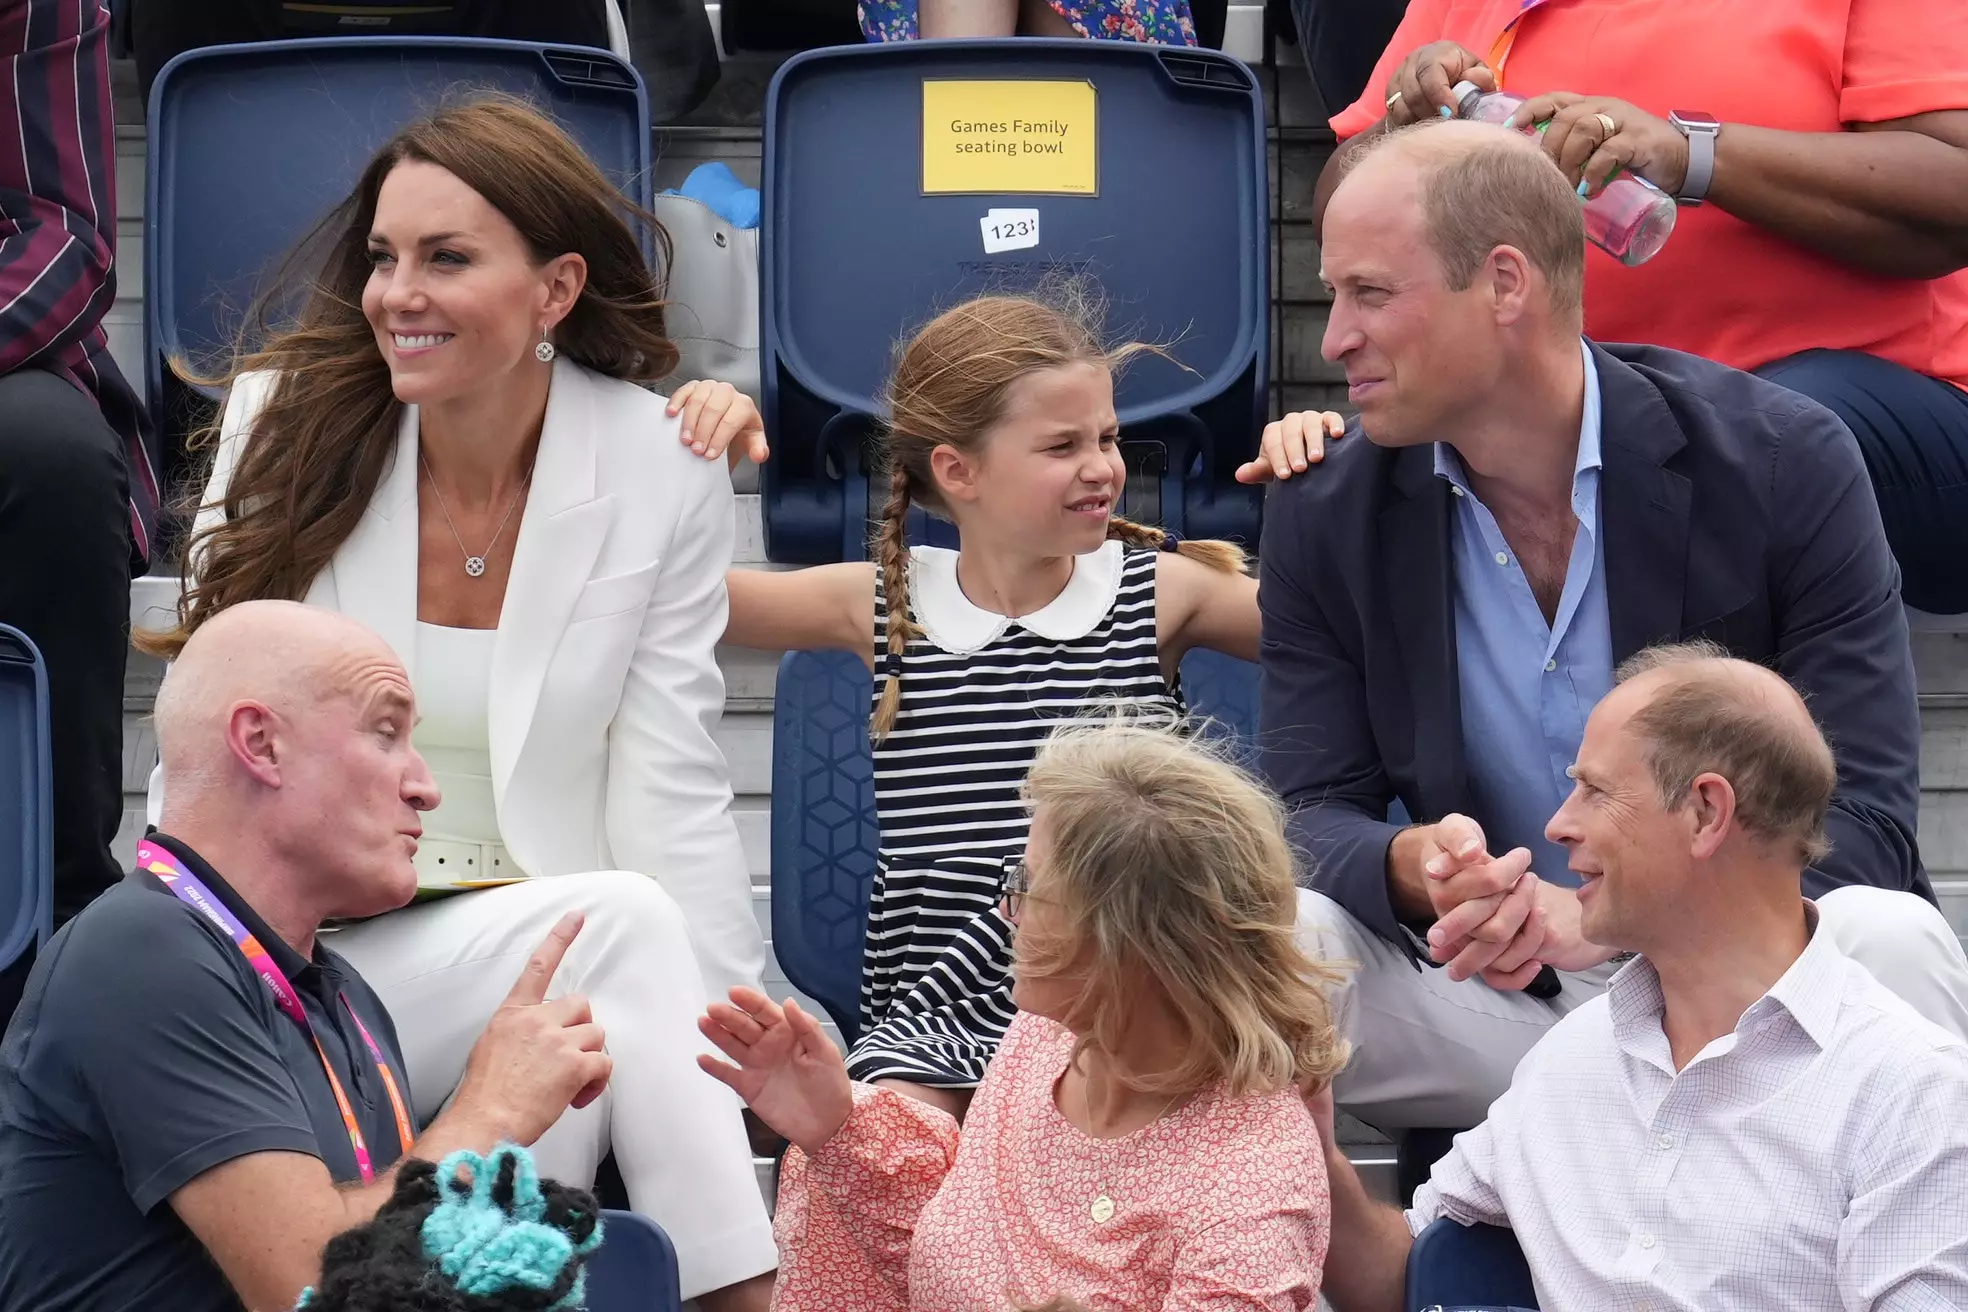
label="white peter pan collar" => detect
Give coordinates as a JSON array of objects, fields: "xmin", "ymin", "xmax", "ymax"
[{"xmin": 910, "ymin": 540, "xmax": 1126, "ymax": 654}]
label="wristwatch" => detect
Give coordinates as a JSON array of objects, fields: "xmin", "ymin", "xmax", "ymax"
[{"xmin": 1668, "ymin": 110, "xmax": 1721, "ymax": 205}]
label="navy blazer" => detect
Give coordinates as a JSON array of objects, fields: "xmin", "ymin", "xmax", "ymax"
[{"xmin": 1258, "ymin": 341, "xmax": 1927, "ymax": 952}]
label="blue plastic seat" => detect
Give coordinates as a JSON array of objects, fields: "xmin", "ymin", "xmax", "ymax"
[
  {"xmin": 587, "ymin": 1209, "xmax": 682, "ymax": 1312},
  {"xmin": 1405, "ymin": 1219, "xmax": 1539, "ymax": 1312},
  {"xmin": 769, "ymin": 646, "xmax": 1259, "ymax": 1042},
  {"xmin": 0, "ymin": 625, "xmax": 52, "ymax": 977},
  {"xmin": 758, "ymin": 39, "xmax": 1269, "ymax": 565},
  {"xmin": 143, "ymin": 37, "xmax": 651, "ymax": 424}
]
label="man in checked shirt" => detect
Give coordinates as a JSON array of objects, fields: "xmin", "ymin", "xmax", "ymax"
[
  {"xmin": 0, "ymin": 0, "xmax": 161, "ymax": 1023},
  {"xmin": 1316, "ymin": 644, "xmax": 1968, "ymax": 1312}
]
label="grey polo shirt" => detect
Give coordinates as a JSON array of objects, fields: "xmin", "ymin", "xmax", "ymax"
[{"xmin": 0, "ymin": 833, "xmax": 414, "ymax": 1312}]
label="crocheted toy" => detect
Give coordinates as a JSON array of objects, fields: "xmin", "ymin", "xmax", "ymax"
[{"xmin": 297, "ymin": 1144, "xmax": 603, "ymax": 1311}]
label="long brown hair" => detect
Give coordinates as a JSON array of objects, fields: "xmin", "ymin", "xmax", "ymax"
[
  {"xmin": 137, "ymin": 95, "xmax": 679, "ymax": 659},
  {"xmin": 1016, "ymin": 712, "xmax": 1347, "ymax": 1099},
  {"xmin": 871, "ymin": 289, "xmax": 1246, "ymax": 739}
]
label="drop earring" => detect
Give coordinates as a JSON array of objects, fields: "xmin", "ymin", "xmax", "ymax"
[{"xmin": 534, "ymin": 328, "xmax": 556, "ymax": 363}]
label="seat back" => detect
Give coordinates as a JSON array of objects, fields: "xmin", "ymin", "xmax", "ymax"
[
  {"xmin": 587, "ymin": 1209, "xmax": 683, "ymax": 1312},
  {"xmin": 768, "ymin": 646, "xmax": 1260, "ymax": 1042},
  {"xmin": 759, "ymin": 40, "xmax": 1268, "ymax": 565},
  {"xmin": 769, "ymin": 650, "xmax": 879, "ymax": 1043},
  {"xmin": 1405, "ymin": 1219, "xmax": 1539, "ymax": 1312},
  {"xmin": 0, "ymin": 626, "xmax": 52, "ymax": 976},
  {"xmin": 1179, "ymin": 646, "xmax": 1259, "ymax": 760},
  {"xmin": 144, "ymin": 37, "xmax": 651, "ymax": 429}
]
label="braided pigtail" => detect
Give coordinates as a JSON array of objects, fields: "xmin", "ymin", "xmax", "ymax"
[
  {"xmin": 1105, "ymin": 515, "xmax": 1249, "ymax": 575},
  {"xmin": 871, "ymin": 458, "xmax": 917, "ymax": 743}
]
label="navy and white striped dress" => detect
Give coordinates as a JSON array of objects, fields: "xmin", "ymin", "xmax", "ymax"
[{"xmin": 845, "ymin": 541, "xmax": 1182, "ymax": 1087}]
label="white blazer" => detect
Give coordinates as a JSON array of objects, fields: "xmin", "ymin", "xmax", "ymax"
[{"xmin": 148, "ymin": 358, "xmax": 766, "ymax": 999}]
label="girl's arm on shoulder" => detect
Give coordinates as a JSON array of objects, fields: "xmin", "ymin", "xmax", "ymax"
[
  {"xmin": 724, "ymin": 563, "xmax": 877, "ymax": 666},
  {"xmin": 1156, "ymin": 550, "xmax": 1260, "ymax": 666}
]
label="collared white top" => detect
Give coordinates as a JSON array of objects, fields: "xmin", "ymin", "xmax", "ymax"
[
  {"xmin": 1411, "ymin": 907, "xmax": 1968, "ymax": 1310},
  {"xmin": 907, "ymin": 539, "xmax": 1126, "ymax": 654}
]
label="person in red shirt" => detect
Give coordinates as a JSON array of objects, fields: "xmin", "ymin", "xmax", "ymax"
[{"xmin": 1314, "ymin": 0, "xmax": 1968, "ymax": 615}]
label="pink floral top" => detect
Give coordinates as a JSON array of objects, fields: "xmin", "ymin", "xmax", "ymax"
[{"xmin": 771, "ymin": 1013, "xmax": 1329, "ymax": 1311}]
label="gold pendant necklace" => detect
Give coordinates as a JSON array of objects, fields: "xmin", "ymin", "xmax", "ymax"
[{"xmin": 1081, "ymin": 1074, "xmax": 1183, "ymax": 1225}]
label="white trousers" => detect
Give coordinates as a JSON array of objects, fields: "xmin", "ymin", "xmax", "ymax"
[
  {"xmin": 329, "ymin": 871, "xmax": 777, "ymax": 1299},
  {"xmin": 1295, "ymin": 884, "xmax": 1968, "ymax": 1130}
]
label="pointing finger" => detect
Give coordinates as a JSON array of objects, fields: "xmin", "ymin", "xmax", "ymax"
[{"xmin": 505, "ymin": 912, "xmax": 582, "ymax": 1006}]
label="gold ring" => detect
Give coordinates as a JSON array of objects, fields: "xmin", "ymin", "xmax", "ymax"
[
  {"xmin": 1387, "ymin": 91, "xmax": 1405, "ymax": 109},
  {"xmin": 1593, "ymin": 111, "xmax": 1619, "ymax": 136}
]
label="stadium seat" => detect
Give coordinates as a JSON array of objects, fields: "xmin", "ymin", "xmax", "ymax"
[
  {"xmin": 142, "ymin": 37, "xmax": 651, "ymax": 455},
  {"xmin": 769, "ymin": 645, "xmax": 1259, "ymax": 1041},
  {"xmin": 588, "ymin": 1209, "xmax": 683, "ymax": 1312},
  {"xmin": 0, "ymin": 625, "xmax": 53, "ymax": 979},
  {"xmin": 1405, "ymin": 1218, "xmax": 1539, "ymax": 1312},
  {"xmin": 758, "ymin": 40, "xmax": 1270, "ymax": 565}
]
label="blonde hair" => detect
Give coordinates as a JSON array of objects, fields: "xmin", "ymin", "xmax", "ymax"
[
  {"xmin": 871, "ymin": 288, "xmax": 1247, "ymax": 740},
  {"xmin": 1015, "ymin": 713, "xmax": 1347, "ymax": 1099}
]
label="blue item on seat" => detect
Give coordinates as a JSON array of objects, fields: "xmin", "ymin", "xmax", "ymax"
[
  {"xmin": 0, "ymin": 625, "xmax": 52, "ymax": 977},
  {"xmin": 143, "ymin": 37, "xmax": 651, "ymax": 420},
  {"xmin": 759, "ymin": 40, "xmax": 1269, "ymax": 564},
  {"xmin": 1405, "ymin": 1219, "xmax": 1540, "ymax": 1312},
  {"xmin": 668, "ymin": 162, "xmax": 762, "ymax": 229},
  {"xmin": 768, "ymin": 646, "xmax": 1259, "ymax": 1043},
  {"xmin": 587, "ymin": 1209, "xmax": 683, "ymax": 1312}
]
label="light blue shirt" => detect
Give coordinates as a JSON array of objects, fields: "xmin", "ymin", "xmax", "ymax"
[{"xmin": 1435, "ymin": 341, "xmax": 1611, "ymax": 889}]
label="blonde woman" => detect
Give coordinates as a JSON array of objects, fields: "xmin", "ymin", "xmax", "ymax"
[{"xmin": 700, "ymin": 715, "xmax": 1346, "ymax": 1311}]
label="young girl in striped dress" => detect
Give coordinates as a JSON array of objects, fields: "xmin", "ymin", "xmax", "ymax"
[{"xmin": 724, "ymin": 290, "xmax": 1343, "ymax": 1116}]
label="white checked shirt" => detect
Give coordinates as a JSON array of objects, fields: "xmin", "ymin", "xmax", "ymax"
[{"xmin": 1409, "ymin": 908, "xmax": 1968, "ymax": 1310}]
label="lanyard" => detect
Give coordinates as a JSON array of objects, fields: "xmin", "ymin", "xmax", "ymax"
[
  {"xmin": 137, "ymin": 839, "xmax": 415, "ymax": 1182},
  {"xmin": 1484, "ymin": 0, "xmax": 1561, "ymax": 88}
]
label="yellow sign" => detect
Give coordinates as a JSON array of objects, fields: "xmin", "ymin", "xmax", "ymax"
[{"xmin": 921, "ymin": 80, "xmax": 1098, "ymax": 196}]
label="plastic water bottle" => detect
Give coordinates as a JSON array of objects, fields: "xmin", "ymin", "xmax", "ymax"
[{"xmin": 1451, "ymin": 81, "xmax": 1678, "ymax": 267}]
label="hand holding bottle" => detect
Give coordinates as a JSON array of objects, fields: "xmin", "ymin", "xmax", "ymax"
[
  {"xmin": 1453, "ymin": 81, "xmax": 1679, "ymax": 266},
  {"xmin": 1500, "ymin": 91, "xmax": 1695, "ymax": 199},
  {"xmin": 1382, "ymin": 41, "xmax": 1494, "ymax": 127}
]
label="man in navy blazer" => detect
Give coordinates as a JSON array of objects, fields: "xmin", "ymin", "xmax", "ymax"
[{"xmin": 1262, "ymin": 120, "xmax": 1968, "ymax": 1131}]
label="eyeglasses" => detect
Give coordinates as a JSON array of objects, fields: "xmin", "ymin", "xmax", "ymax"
[{"xmin": 1001, "ymin": 855, "xmax": 1031, "ymax": 921}]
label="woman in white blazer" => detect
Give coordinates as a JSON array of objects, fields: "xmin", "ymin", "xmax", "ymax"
[{"xmin": 141, "ymin": 99, "xmax": 774, "ymax": 1309}]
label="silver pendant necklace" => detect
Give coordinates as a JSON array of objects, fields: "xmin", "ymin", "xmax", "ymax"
[{"xmin": 420, "ymin": 451, "xmax": 529, "ymax": 578}]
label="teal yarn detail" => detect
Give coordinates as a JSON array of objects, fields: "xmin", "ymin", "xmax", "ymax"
[
  {"xmin": 548, "ymin": 1267, "xmax": 591, "ymax": 1312},
  {"xmin": 421, "ymin": 1143, "xmax": 593, "ymax": 1300},
  {"xmin": 547, "ymin": 1215, "xmax": 606, "ymax": 1312}
]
